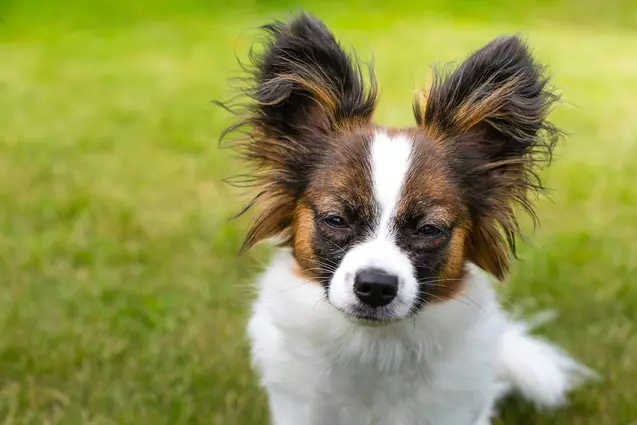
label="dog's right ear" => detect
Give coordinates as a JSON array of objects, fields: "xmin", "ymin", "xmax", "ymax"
[
  {"xmin": 252, "ymin": 14, "xmax": 377, "ymax": 137},
  {"xmin": 219, "ymin": 14, "xmax": 378, "ymax": 251}
]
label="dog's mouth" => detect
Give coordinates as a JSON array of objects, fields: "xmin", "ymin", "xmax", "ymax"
[{"xmin": 342, "ymin": 305, "xmax": 401, "ymax": 326}]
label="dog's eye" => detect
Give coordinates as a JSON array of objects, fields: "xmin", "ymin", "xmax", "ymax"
[
  {"xmin": 323, "ymin": 214, "xmax": 349, "ymax": 229},
  {"xmin": 417, "ymin": 225, "xmax": 444, "ymax": 237},
  {"xmin": 414, "ymin": 224, "xmax": 449, "ymax": 245},
  {"xmin": 412, "ymin": 224, "xmax": 449, "ymax": 249}
]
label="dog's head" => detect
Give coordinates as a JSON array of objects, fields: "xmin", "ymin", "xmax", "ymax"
[{"xmin": 220, "ymin": 14, "xmax": 560, "ymax": 323}]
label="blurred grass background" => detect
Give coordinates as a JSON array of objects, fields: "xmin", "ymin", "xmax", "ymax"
[{"xmin": 1, "ymin": 0, "xmax": 636, "ymax": 424}]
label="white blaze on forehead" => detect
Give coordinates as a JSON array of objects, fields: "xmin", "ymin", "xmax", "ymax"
[
  {"xmin": 327, "ymin": 131, "xmax": 418, "ymax": 318},
  {"xmin": 370, "ymin": 131, "xmax": 413, "ymax": 239}
]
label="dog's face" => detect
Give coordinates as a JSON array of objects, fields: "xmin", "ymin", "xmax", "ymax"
[
  {"xmin": 296, "ymin": 128, "xmax": 469, "ymax": 322},
  {"xmin": 221, "ymin": 14, "xmax": 559, "ymax": 323}
]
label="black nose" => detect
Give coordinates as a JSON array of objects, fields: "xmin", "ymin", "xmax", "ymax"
[{"xmin": 353, "ymin": 269, "xmax": 398, "ymax": 307}]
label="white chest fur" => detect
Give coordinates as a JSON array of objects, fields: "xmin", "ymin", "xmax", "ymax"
[{"xmin": 247, "ymin": 251, "xmax": 508, "ymax": 425}]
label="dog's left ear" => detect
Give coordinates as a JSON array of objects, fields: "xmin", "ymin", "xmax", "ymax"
[{"xmin": 414, "ymin": 36, "xmax": 561, "ymax": 280}]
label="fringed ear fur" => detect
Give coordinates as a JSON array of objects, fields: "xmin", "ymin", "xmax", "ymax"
[
  {"xmin": 218, "ymin": 13, "xmax": 378, "ymax": 252},
  {"xmin": 414, "ymin": 36, "xmax": 562, "ymax": 280}
]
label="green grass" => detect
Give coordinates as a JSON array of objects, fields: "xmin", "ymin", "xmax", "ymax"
[{"xmin": 0, "ymin": 1, "xmax": 636, "ymax": 424}]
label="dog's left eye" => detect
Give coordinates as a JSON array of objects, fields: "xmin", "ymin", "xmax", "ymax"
[
  {"xmin": 323, "ymin": 214, "xmax": 349, "ymax": 229},
  {"xmin": 417, "ymin": 225, "xmax": 444, "ymax": 237},
  {"xmin": 411, "ymin": 224, "xmax": 449, "ymax": 248}
]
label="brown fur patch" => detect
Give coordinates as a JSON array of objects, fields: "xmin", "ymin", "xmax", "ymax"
[
  {"xmin": 398, "ymin": 129, "xmax": 459, "ymax": 217},
  {"xmin": 292, "ymin": 201, "xmax": 319, "ymax": 282},
  {"xmin": 242, "ymin": 194, "xmax": 294, "ymax": 251},
  {"xmin": 433, "ymin": 226, "xmax": 470, "ymax": 301},
  {"xmin": 291, "ymin": 125, "xmax": 376, "ymax": 284},
  {"xmin": 464, "ymin": 219, "xmax": 513, "ymax": 281},
  {"xmin": 304, "ymin": 127, "xmax": 376, "ymax": 215},
  {"xmin": 394, "ymin": 129, "xmax": 472, "ymax": 301}
]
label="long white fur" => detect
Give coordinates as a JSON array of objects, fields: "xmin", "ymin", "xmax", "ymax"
[
  {"xmin": 370, "ymin": 131, "xmax": 412, "ymax": 240},
  {"xmin": 247, "ymin": 131, "xmax": 593, "ymax": 425},
  {"xmin": 495, "ymin": 314, "xmax": 596, "ymax": 410}
]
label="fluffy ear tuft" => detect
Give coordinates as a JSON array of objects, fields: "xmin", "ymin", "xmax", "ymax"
[
  {"xmin": 415, "ymin": 36, "xmax": 561, "ymax": 280},
  {"xmin": 219, "ymin": 13, "xmax": 378, "ymax": 251}
]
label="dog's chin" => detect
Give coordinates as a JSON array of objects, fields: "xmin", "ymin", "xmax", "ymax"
[{"xmin": 338, "ymin": 305, "xmax": 406, "ymax": 327}]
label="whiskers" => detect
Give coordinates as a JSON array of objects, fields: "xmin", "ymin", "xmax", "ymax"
[
  {"xmin": 231, "ymin": 253, "xmax": 341, "ymax": 307},
  {"xmin": 231, "ymin": 267, "xmax": 325, "ymax": 308},
  {"xmin": 415, "ymin": 277, "xmax": 488, "ymax": 317}
]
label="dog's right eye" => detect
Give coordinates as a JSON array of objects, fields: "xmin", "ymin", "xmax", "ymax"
[{"xmin": 323, "ymin": 214, "xmax": 349, "ymax": 229}]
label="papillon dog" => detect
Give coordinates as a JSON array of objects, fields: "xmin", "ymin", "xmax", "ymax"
[{"xmin": 219, "ymin": 13, "xmax": 594, "ymax": 425}]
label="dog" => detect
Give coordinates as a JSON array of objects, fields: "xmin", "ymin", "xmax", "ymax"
[{"xmin": 219, "ymin": 13, "xmax": 594, "ymax": 425}]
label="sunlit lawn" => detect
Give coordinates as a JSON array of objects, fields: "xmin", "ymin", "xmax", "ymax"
[{"xmin": 0, "ymin": 2, "xmax": 635, "ymax": 424}]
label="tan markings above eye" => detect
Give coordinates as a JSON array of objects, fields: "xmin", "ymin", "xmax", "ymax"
[{"xmin": 419, "ymin": 208, "xmax": 453, "ymax": 227}]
